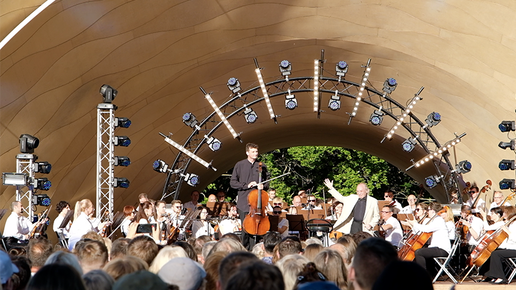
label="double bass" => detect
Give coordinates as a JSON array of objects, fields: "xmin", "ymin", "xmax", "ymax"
[{"xmin": 243, "ymin": 162, "xmax": 270, "ymax": 235}]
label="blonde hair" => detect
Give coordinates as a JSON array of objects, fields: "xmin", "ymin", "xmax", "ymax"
[
  {"xmin": 103, "ymin": 255, "xmax": 148, "ymax": 281},
  {"xmin": 148, "ymin": 246, "xmax": 188, "ymax": 273},
  {"xmin": 276, "ymin": 254, "xmax": 309, "ymax": 290},
  {"xmin": 74, "ymin": 199, "xmax": 93, "ymax": 221},
  {"xmin": 314, "ymin": 249, "xmax": 347, "ymax": 289}
]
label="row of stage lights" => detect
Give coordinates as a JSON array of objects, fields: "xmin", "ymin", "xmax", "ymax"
[{"xmin": 497, "ymin": 120, "xmax": 516, "ymax": 189}]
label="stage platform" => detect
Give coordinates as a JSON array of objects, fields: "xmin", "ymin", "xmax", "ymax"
[{"xmin": 434, "ymin": 281, "xmax": 515, "ymax": 290}]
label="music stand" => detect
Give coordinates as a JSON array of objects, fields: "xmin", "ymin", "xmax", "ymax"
[
  {"xmin": 286, "ymin": 214, "xmax": 305, "ymax": 237},
  {"xmin": 269, "ymin": 215, "xmax": 279, "ymax": 232},
  {"xmin": 59, "ymin": 209, "xmax": 74, "ymax": 229}
]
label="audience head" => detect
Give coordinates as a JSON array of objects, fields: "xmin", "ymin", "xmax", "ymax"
[
  {"xmin": 110, "ymin": 238, "xmax": 131, "ymax": 260},
  {"xmin": 158, "ymin": 257, "xmax": 206, "ymax": 290},
  {"xmin": 83, "ymin": 269, "xmax": 115, "ymax": 290},
  {"xmin": 103, "ymin": 255, "xmax": 148, "ymax": 281},
  {"xmin": 27, "ymin": 237, "xmax": 54, "ymax": 272},
  {"xmin": 263, "ymin": 231, "xmax": 282, "ymax": 254},
  {"xmin": 173, "ymin": 241, "xmax": 198, "ymax": 262},
  {"xmin": 293, "ymin": 262, "xmax": 328, "ymax": 289},
  {"xmin": 313, "ymin": 249, "xmax": 347, "ymax": 289},
  {"xmin": 278, "ymin": 237, "xmax": 303, "ymax": 259},
  {"xmin": 208, "ymin": 237, "xmax": 246, "ymax": 256},
  {"xmin": 218, "ymin": 251, "xmax": 259, "ymax": 290},
  {"xmin": 203, "ymin": 251, "xmax": 227, "ymax": 290},
  {"xmin": 303, "ymin": 243, "xmax": 324, "ymax": 262},
  {"xmin": 149, "ymin": 246, "xmax": 188, "ymax": 273},
  {"xmin": 74, "ymin": 239, "xmax": 109, "ymax": 274},
  {"xmin": 1, "ymin": 250, "xmax": 19, "ymax": 289},
  {"xmin": 45, "ymin": 250, "xmax": 83, "ymax": 275},
  {"xmin": 352, "ymin": 231, "xmax": 372, "ymax": 245},
  {"xmin": 26, "ymin": 263, "xmax": 86, "ymax": 290},
  {"xmin": 224, "ymin": 260, "xmax": 284, "ymax": 290},
  {"xmin": 127, "ymin": 235, "xmax": 159, "ymax": 266},
  {"xmin": 112, "ymin": 270, "xmax": 168, "ymax": 290},
  {"xmin": 276, "ymin": 254, "xmax": 309, "ymax": 290},
  {"xmin": 10, "ymin": 255, "xmax": 30, "ymax": 290}
]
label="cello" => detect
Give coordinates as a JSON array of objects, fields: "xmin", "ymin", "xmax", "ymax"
[{"xmin": 243, "ymin": 162, "xmax": 270, "ymax": 235}]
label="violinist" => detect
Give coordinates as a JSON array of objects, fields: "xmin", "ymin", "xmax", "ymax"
[
  {"xmin": 3, "ymin": 201, "xmax": 35, "ymax": 241},
  {"xmin": 384, "ymin": 190, "xmax": 402, "ymax": 213},
  {"xmin": 218, "ymin": 203, "xmax": 242, "ymax": 236},
  {"xmin": 191, "ymin": 206, "xmax": 214, "ymax": 238},
  {"xmin": 53, "ymin": 201, "xmax": 72, "ymax": 239},
  {"xmin": 169, "ymin": 200, "xmax": 184, "ymax": 227},
  {"xmin": 120, "ymin": 205, "xmax": 136, "ymax": 237},
  {"xmin": 489, "ymin": 191, "xmax": 510, "ymax": 210},
  {"xmin": 68, "ymin": 199, "xmax": 109, "ymax": 250},
  {"xmin": 459, "ymin": 205, "xmax": 484, "ymax": 250},
  {"xmin": 136, "ymin": 201, "xmax": 157, "ymax": 224},
  {"xmin": 399, "ymin": 194, "xmax": 417, "ymax": 214},
  {"xmin": 482, "ymin": 206, "xmax": 516, "ymax": 284},
  {"xmin": 230, "ymin": 142, "xmax": 269, "ymax": 248},
  {"xmin": 439, "ymin": 206, "xmax": 456, "ymax": 241},
  {"xmin": 479, "ymin": 207, "xmax": 504, "ymax": 232},
  {"xmin": 464, "ymin": 186, "xmax": 486, "ymax": 214},
  {"xmin": 405, "ymin": 202, "xmax": 451, "ymax": 275},
  {"xmin": 380, "ymin": 205, "xmax": 403, "ymax": 248}
]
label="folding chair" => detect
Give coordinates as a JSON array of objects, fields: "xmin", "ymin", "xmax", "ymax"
[
  {"xmin": 504, "ymin": 257, "xmax": 516, "ymax": 283},
  {"xmin": 433, "ymin": 236, "xmax": 461, "ymax": 284}
]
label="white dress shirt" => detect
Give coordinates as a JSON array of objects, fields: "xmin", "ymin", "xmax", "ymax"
[
  {"xmin": 400, "ymin": 205, "xmax": 416, "ymax": 214},
  {"xmin": 489, "ymin": 201, "xmax": 510, "ymax": 210},
  {"xmin": 68, "ymin": 212, "xmax": 94, "ymax": 250},
  {"xmin": 499, "ymin": 222, "xmax": 516, "ymax": 250},
  {"xmin": 464, "ymin": 198, "xmax": 485, "ymax": 213},
  {"xmin": 465, "ymin": 215, "xmax": 484, "ymax": 246},
  {"xmin": 384, "ymin": 216, "xmax": 403, "ymax": 247},
  {"xmin": 53, "ymin": 215, "xmax": 71, "ymax": 238},
  {"xmin": 120, "ymin": 217, "xmax": 132, "ymax": 237},
  {"xmin": 444, "ymin": 220, "xmax": 456, "ymax": 241},
  {"xmin": 413, "ymin": 215, "xmax": 451, "ymax": 253},
  {"xmin": 3, "ymin": 212, "xmax": 33, "ymax": 239}
]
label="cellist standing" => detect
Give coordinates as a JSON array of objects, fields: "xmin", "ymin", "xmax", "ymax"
[
  {"xmin": 230, "ymin": 143, "xmax": 269, "ymax": 249},
  {"xmin": 405, "ymin": 202, "xmax": 451, "ymax": 277}
]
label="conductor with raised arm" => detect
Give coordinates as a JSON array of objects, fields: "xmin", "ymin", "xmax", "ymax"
[
  {"xmin": 230, "ymin": 143, "xmax": 269, "ymax": 248},
  {"xmin": 323, "ymin": 179, "xmax": 380, "ymax": 235}
]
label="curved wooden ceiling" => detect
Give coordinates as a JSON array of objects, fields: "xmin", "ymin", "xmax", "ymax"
[{"xmin": 2, "ymin": 0, "xmax": 516, "ymax": 222}]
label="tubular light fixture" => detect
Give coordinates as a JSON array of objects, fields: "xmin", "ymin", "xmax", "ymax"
[
  {"xmin": 254, "ymin": 58, "xmax": 276, "ymax": 121},
  {"xmin": 159, "ymin": 132, "xmax": 217, "ymax": 171},
  {"xmin": 406, "ymin": 132, "xmax": 466, "ymax": 171},
  {"xmin": 350, "ymin": 59, "xmax": 371, "ymax": 121},
  {"xmin": 384, "ymin": 87, "xmax": 424, "ymax": 140},
  {"xmin": 201, "ymin": 87, "xmax": 240, "ymax": 139},
  {"xmin": 313, "ymin": 59, "xmax": 320, "ymax": 112}
]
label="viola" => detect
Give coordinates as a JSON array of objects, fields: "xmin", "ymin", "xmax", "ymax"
[{"xmin": 243, "ymin": 162, "xmax": 270, "ymax": 236}]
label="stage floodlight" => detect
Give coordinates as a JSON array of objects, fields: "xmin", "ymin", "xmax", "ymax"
[
  {"xmin": 113, "ymin": 136, "xmax": 131, "ymax": 147},
  {"xmin": 369, "ymin": 109, "xmax": 384, "ymax": 126},
  {"xmin": 285, "ymin": 92, "xmax": 297, "ymax": 110},
  {"xmin": 499, "ymin": 140, "xmax": 516, "ymax": 150},
  {"xmin": 244, "ymin": 107, "xmax": 258, "ymax": 123},
  {"xmin": 328, "ymin": 92, "xmax": 341, "ymax": 111},
  {"xmin": 19, "ymin": 134, "xmax": 39, "ymax": 154},
  {"xmin": 382, "ymin": 78, "xmax": 398, "ymax": 94},
  {"xmin": 425, "ymin": 112, "xmax": 441, "ymax": 128},
  {"xmin": 499, "ymin": 159, "xmax": 515, "ymax": 171},
  {"xmin": 33, "ymin": 178, "xmax": 51, "ymax": 190},
  {"xmin": 500, "ymin": 178, "xmax": 516, "ymax": 190},
  {"xmin": 456, "ymin": 160, "xmax": 472, "ymax": 173},
  {"xmin": 401, "ymin": 137, "xmax": 417, "ymax": 152},
  {"xmin": 34, "ymin": 161, "xmax": 52, "ymax": 174},
  {"xmin": 183, "ymin": 173, "xmax": 200, "ymax": 187},
  {"xmin": 114, "ymin": 156, "xmax": 131, "ymax": 167},
  {"xmin": 335, "ymin": 61, "xmax": 348, "ymax": 78},
  {"xmin": 115, "ymin": 117, "xmax": 131, "ymax": 128},
  {"xmin": 182, "ymin": 112, "xmax": 198, "ymax": 128},
  {"xmin": 99, "ymin": 84, "xmax": 117, "ymax": 103},
  {"xmin": 2, "ymin": 173, "xmax": 27, "ymax": 186},
  {"xmin": 205, "ymin": 136, "xmax": 222, "ymax": 152},
  {"xmin": 424, "ymin": 176, "xmax": 439, "ymax": 189},
  {"xmin": 33, "ymin": 194, "xmax": 51, "ymax": 206},
  {"xmin": 227, "ymin": 77, "xmax": 241, "ymax": 94},
  {"xmin": 499, "ymin": 121, "xmax": 516, "ymax": 132},
  {"xmin": 114, "ymin": 177, "xmax": 130, "ymax": 188},
  {"xmin": 153, "ymin": 159, "xmax": 169, "ymax": 173},
  {"xmin": 279, "ymin": 60, "xmax": 292, "ymax": 78}
]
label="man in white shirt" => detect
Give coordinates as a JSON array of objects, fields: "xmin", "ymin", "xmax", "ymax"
[
  {"xmin": 183, "ymin": 190, "xmax": 202, "ymax": 210},
  {"xmin": 489, "ymin": 191, "xmax": 510, "ymax": 210},
  {"xmin": 53, "ymin": 201, "xmax": 71, "ymax": 239},
  {"xmin": 379, "ymin": 205, "xmax": 403, "ymax": 248},
  {"xmin": 3, "ymin": 201, "xmax": 34, "ymax": 240},
  {"xmin": 400, "ymin": 194, "xmax": 417, "ymax": 214},
  {"xmin": 459, "ymin": 205, "xmax": 484, "ymax": 253},
  {"xmin": 463, "ymin": 186, "xmax": 485, "ymax": 214},
  {"xmin": 383, "ymin": 190, "xmax": 402, "ymax": 213}
]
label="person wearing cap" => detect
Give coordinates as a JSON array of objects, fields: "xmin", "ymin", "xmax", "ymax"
[
  {"xmin": 158, "ymin": 257, "xmax": 206, "ymax": 290},
  {"xmin": 3, "ymin": 201, "xmax": 34, "ymax": 241},
  {"xmin": 0, "ymin": 250, "xmax": 19, "ymax": 290}
]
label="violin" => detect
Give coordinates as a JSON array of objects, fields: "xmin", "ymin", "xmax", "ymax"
[
  {"xmin": 243, "ymin": 162, "xmax": 270, "ymax": 236},
  {"xmin": 29, "ymin": 207, "xmax": 51, "ymax": 239}
]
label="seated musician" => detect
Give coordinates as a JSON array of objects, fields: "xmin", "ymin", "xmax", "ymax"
[
  {"xmin": 120, "ymin": 205, "xmax": 136, "ymax": 237},
  {"xmin": 265, "ymin": 188, "xmax": 277, "ymax": 212},
  {"xmin": 271, "ymin": 206, "xmax": 289, "ymax": 238},
  {"xmin": 479, "ymin": 207, "xmax": 504, "ymax": 232},
  {"xmin": 413, "ymin": 203, "xmax": 429, "ymax": 224},
  {"xmin": 405, "ymin": 202, "xmax": 451, "ymax": 275},
  {"xmin": 438, "ymin": 205, "xmax": 456, "ymax": 241},
  {"xmin": 208, "ymin": 194, "xmax": 217, "ymax": 203},
  {"xmin": 136, "ymin": 201, "xmax": 157, "ymax": 224},
  {"xmin": 269, "ymin": 197, "xmax": 286, "ymax": 213},
  {"xmin": 169, "ymin": 200, "xmax": 184, "ymax": 227},
  {"xmin": 303, "ymin": 195, "xmax": 322, "ymax": 210},
  {"xmin": 482, "ymin": 205, "xmax": 516, "ymax": 284},
  {"xmin": 218, "ymin": 203, "xmax": 242, "ymax": 235},
  {"xmin": 399, "ymin": 194, "xmax": 417, "ymax": 214},
  {"xmin": 326, "ymin": 201, "xmax": 343, "ymax": 221},
  {"xmin": 490, "ymin": 191, "xmax": 511, "ymax": 210},
  {"xmin": 459, "ymin": 205, "xmax": 484, "ymax": 252},
  {"xmin": 191, "ymin": 206, "xmax": 214, "ymax": 239},
  {"xmin": 380, "ymin": 205, "xmax": 403, "ymax": 248},
  {"xmin": 463, "ymin": 186, "xmax": 485, "ymax": 214},
  {"xmin": 53, "ymin": 201, "xmax": 72, "ymax": 239},
  {"xmin": 3, "ymin": 201, "xmax": 34, "ymax": 241},
  {"xmin": 384, "ymin": 190, "xmax": 402, "ymax": 213}
]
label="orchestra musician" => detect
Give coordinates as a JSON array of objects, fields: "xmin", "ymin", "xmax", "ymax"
[
  {"xmin": 479, "ymin": 207, "xmax": 504, "ymax": 232},
  {"xmin": 271, "ymin": 206, "xmax": 289, "ymax": 238},
  {"xmin": 68, "ymin": 199, "xmax": 108, "ymax": 250},
  {"xmin": 323, "ymin": 179, "xmax": 380, "ymax": 235},
  {"xmin": 266, "ymin": 188, "xmax": 277, "ymax": 212},
  {"xmin": 53, "ymin": 201, "xmax": 72, "ymax": 239},
  {"xmin": 490, "ymin": 191, "xmax": 510, "ymax": 210},
  {"xmin": 326, "ymin": 201, "xmax": 343, "ymax": 221},
  {"xmin": 191, "ymin": 206, "xmax": 214, "ymax": 238},
  {"xmin": 413, "ymin": 203, "xmax": 429, "ymax": 223},
  {"xmin": 439, "ymin": 205, "xmax": 456, "ymax": 241},
  {"xmin": 464, "ymin": 186, "xmax": 485, "ymax": 214},
  {"xmin": 169, "ymin": 200, "xmax": 184, "ymax": 227},
  {"xmin": 218, "ymin": 203, "xmax": 242, "ymax": 236},
  {"xmin": 184, "ymin": 190, "xmax": 202, "ymax": 211},
  {"xmin": 379, "ymin": 205, "xmax": 403, "ymax": 248},
  {"xmin": 120, "ymin": 205, "xmax": 136, "ymax": 237},
  {"xmin": 3, "ymin": 201, "xmax": 35, "ymax": 242},
  {"xmin": 405, "ymin": 202, "xmax": 451, "ymax": 276},
  {"xmin": 459, "ymin": 205, "xmax": 484, "ymax": 255},
  {"xmin": 136, "ymin": 201, "xmax": 157, "ymax": 224},
  {"xmin": 399, "ymin": 194, "xmax": 417, "ymax": 214},
  {"xmin": 482, "ymin": 206, "xmax": 516, "ymax": 284},
  {"xmin": 384, "ymin": 190, "xmax": 402, "ymax": 213}
]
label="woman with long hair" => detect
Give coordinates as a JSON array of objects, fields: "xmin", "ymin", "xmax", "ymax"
[
  {"xmin": 135, "ymin": 201, "xmax": 156, "ymax": 224},
  {"xmin": 68, "ymin": 199, "xmax": 107, "ymax": 250}
]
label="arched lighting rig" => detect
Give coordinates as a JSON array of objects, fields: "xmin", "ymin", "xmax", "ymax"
[
  {"xmin": 2, "ymin": 134, "xmax": 52, "ymax": 220},
  {"xmin": 96, "ymin": 84, "xmax": 131, "ymax": 220}
]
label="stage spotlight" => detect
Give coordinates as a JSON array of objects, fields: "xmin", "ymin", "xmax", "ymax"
[
  {"xmin": 2, "ymin": 173, "xmax": 27, "ymax": 186},
  {"xmin": 244, "ymin": 107, "xmax": 258, "ymax": 123},
  {"xmin": 115, "ymin": 117, "xmax": 131, "ymax": 128},
  {"xmin": 19, "ymin": 134, "xmax": 39, "ymax": 154},
  {"xmin": 152, "ymin": 159, "xmax": 169, "ymax": 173},
  {"xmin": 99, "ymin": 84, "xmax": 117, "ymax": 103},
  {"xmin": 184, "ymin": 173, "xmax": 200, "ymax": 187},
  {"xmin": 227, "ymin": 77, "xmax": 241, "ymax": 94},
  {"xmin": 33, "ymin": 178, "xmax": 51, "ymax": 190},
  {"xmin": 114, "ymin": 177, "xmax": 130, "ymax": 188},
  {"xmin": 33, "ymin": 194, "xmax": 51, "ymax": 206},
  {"xmin": 34, "ymin": 162, "xmax": 52, "ymax": 174},
  {"xmin": 424, "ymin": 176, "xmax": 440, "ymax": 189},
  {"xmin": 401, "ymin": 137, "xmax": 417, "ymax": 152},
  {"xmin": 382, "ymin": 78, "xmax": 397, "ymax": 94},
  {"xmin": 369, "ymin": 109, "xmax": 384, "ymax": 126},
  {"xmin": 425, "ymin": 112, "xmax": 441, "ymax": 128},
  {"xmin": 499, "ymin": 121, "xmax": 516, "ymax": 132},
  {"xmin": 114, "ymin": 156, "xmax": 131, "ymax": 167},
  {"xmin": 182, "ymin": 112, "xmax": 198, "ymax": 128},
  {"xmin": 328, "ymin": 92, "xmax": 341, "ymax": 111},
  {"xmin": 499, "ymin": 140, "xmax": 516, "ymax": 150},
  {"xmin": 456, "ymin": 160, "xmax": 472, "ymax": 173},
  {"xmin": 335, "ymin": 61, "xmax": 348, "ymax": 78},
  {"xmin": 499, "ymin": 159, "xmax": 515, "ymax": 170},
  {"xmin": 499, "ymin": 178, "xmax": 516, "ymax": 190},
  {"xmin": 285, "ymin": 93, "xmax": 297, "ymax": 110},
  {"xmin": 279, "ymin": 60, "xmax": 292, "ymax": 78},
  {"xmin": 205, "ymin": 136, "xmax": 222, "ymax": 152},
  {"xmin": 114, "ymin": 136, "xmax": 131, "ymax": 147}
]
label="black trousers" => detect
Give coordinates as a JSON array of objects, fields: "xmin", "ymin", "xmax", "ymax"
[
  {"xmin": 485, "ymin": 249, "xmax": 516, "ymax": 281},
  {"xmin": 414, "ymin": 247, "xmax": 448, "ymax": 276}
]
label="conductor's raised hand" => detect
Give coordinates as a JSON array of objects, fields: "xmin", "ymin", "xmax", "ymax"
[{"xmin": 323, "ymin": 178, "xmax": 334, "ymax": 189}]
